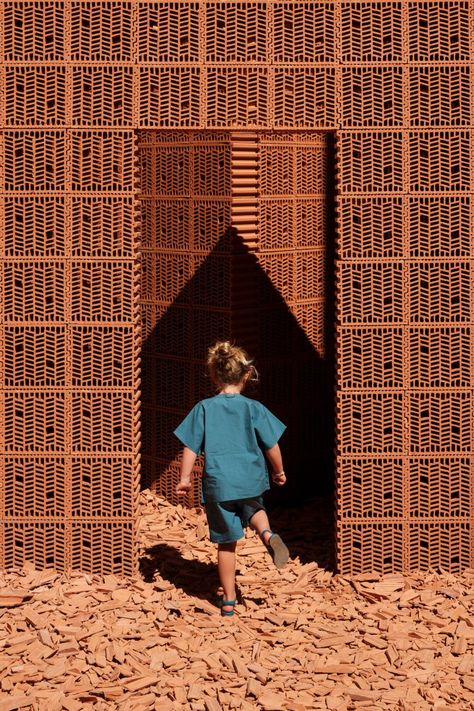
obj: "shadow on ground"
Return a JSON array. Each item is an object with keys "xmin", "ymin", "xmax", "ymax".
[
  {"xmin": 138, "ymin": 494, "xmax": 335, "ymax": 601},
  {"xmin": 139, "ymin": 542, "xmax": 218, "ymax": 603}
]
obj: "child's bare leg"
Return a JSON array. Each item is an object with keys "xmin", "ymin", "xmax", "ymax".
[
  {"xmin": 217, "ymin": 542, "xmax": 237, "ymax": 612},
  {"xmin": 248, "ymin": 509, "xmax": 272, "ymax": 545},
  {"xmin": 249, "ymin": 509, "xmax": 289, "ymax": 568}
]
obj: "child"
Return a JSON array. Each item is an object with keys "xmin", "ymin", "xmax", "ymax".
[{"xmin": 173, "ymin": 341, "xmax": 289, "ymax": 617}]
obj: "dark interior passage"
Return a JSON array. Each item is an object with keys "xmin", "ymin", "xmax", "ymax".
[{"xmin": 137, "ymin": 130, "xmax": 336, "ymax": 567}]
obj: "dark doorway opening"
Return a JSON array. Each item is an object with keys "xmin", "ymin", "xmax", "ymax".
[{"xmin": 137, "ymin": 130, "xmax": 337, "ymax": 570}]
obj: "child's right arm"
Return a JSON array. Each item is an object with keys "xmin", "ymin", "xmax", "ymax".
[
  {"xmin": 176, "ymin": 446, "xmax": 198, "ymax": 495},
  {"xmin": 264, "ymin": 443, "xmax": 286, "ymax": 486}
]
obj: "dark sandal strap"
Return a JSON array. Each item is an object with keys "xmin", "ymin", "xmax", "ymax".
[{"xmin": 220, "ymin": 599, "xmax": 237, "ymax": 616}]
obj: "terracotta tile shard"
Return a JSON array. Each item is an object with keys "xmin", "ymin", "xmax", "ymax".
[
  {"xmin": 0, "ymin": 696, "xmax": 33, "ymax": 711},
  {"xmin": 122, "ymin": 675, "xmax": 160, "ymax": 692},
  {"xmin": 345, "ymin": 689, "xmax": 381, "ymax": 702},
  {"xmin": 314, "ymin": 635, "xmax": 352, "ymax": 648},
  {"xmin": 22, "ymin": 607, "xmax": 44, "ymax": 628},
  {"xmin": 42, "ymin": 660, "xmax": 67, "ymax": 680},
  {"xmin": 174, "ymin": 687, "xmax": 187, "ymax": 704},
  {"xmin": 457, "ymin": 655, "xmax": 474, "ymax": 674},
  {"xmin": 452, "ymin": 637, "xmax": 468, "ymax": 655},
  {"xmin": 218, "ymin": 652, "xmax": 234, "ymax": 671},
  {"xmin": 85, "ymin": 686, "xmax": 124, "ymax": 701},
  {"xmin": 203, "ymin": 696, "xmax": 223, "ymax": 711},
  {"xmin": 313, "ymin": 664, "xmax": 356, "ymax": 674},
  {"xmin": 230, "ymin": 653, "xmax": 248, "ymax": 677},
  {"xmin": 353, "ymin": 574, "xmax": 381, "ymax": 583},
  {"xmin": 188, "ymin": 685, "xmax": 203, "ymax": 700},
  {"xmin": 246, "ymin": 678, "xmax": 261, "ymax": 698},
  {"xmin": 75, "ymin": 623, "xmax": 105, "ymax": 641},
  {"xmin": 56, "ymin": 641, "xmax": 80, "ymax": 656},
  {"xmin": 5, "ymin": 632, "xmax": 37, "ymax": 648},
  {"xmin": 257, "ymin": 691, "xmax": 285, "ymax": 710},
  {"xmin": 54, "ymin": 624, "xmax": 82, "ymax": 637},
  {"xmin": 458, "ymin": 627, "xmax": 474, "ymax": 640},
  {"xmin": 112, "ymin": 589, "xmax": 133, "ymax": 603},
  {"xmin": 362, "ymin": 635, "xmax": 388, "ymax": 649},
  {"xmin": 461, "ymin": 676, "xmax": 474, "ymax": 693},
  {"xmin": 0, "ymin": 592, "xmax": 32, "ymax": 608},
  {"xmin": 372, "ymin": 575, "xmax": 405, "ymax": 593},
  {"xmin": 193, "ymin": 600, "xmax": 220, "ymax": 615},
  {"xmin": 264, "ymin": 613, "xmax": 285, "ymax": 626},
  {"xmin": 59, "ymin": 698, "xmax": 83, "ymax": 711}
]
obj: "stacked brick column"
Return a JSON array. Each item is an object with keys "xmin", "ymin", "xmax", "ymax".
[
  {"xmin": 335, "ymin": 2, "xmax": 473, "ymax": 573},
  {"xmin": 0, "ymin": 2, "xmax": 140, "ymax": 574}
]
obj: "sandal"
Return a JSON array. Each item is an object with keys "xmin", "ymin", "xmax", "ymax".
[
  {"xmin": 214, "ymin": 586, "xmax": 224, "ymax": 607},
  {"xmin": 217, "ymin": 598, "xmax": 237, "ymax": 616},
  {"xmin": 214, "ymin": 586, "xmax": 240, "ymax": 604},
  {"xmin": 260, "ymin": 528, "xmax": 289, "ymax": 569}
]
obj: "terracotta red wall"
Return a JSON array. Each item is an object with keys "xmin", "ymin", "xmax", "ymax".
[{"xmin": 1, "ymin": 1, "xmax": 472, "ymax": 574}]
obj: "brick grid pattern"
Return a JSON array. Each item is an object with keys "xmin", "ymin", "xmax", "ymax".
[
  {"xmin": 0, "ymin": 1, "xmax": 472, "ymax": 574},
  {"xmin": 0, "ymin": 1, "xmax": 141, "ymax": 575},
  {"xmin": 138, "ymin": 130, "xmax": 233, "ymax": 508},
  {"xmin": 253, "ymin": 131, "xmax": 330, "ymax": 503},
  {"xmin": 138, "ymin": 130, "xmax": 329, "ymax": 515},
  {"xmin": 335, "ymin": 0, "xmax": 474, "ymax": 574}
]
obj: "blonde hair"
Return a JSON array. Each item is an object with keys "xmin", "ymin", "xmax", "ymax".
[{"xmin": 207, "ymin": 341, "xmax": 258, "ymax": 388}]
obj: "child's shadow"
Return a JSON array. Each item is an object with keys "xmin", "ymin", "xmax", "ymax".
[{"xmin": 139, "ymin": 542, "xmax": 218, "ymax": 602}]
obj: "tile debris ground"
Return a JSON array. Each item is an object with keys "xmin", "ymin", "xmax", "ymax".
[{"xmin": 0, "ymin": 489, "xmax": 473, "ymax": 710}]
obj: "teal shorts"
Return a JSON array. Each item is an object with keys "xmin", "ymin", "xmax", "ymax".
[{"xmin": 205, "ymin": 496, "xmax": 266, "ymax": 544}]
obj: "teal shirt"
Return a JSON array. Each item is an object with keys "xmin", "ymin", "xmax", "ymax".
[{"xmin": 173, "ymin": 394, "xmax": 286, "ymax": 503}]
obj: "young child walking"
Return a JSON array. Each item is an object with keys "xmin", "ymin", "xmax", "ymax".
[{"xmin": 173, "ymin": 341, "xmax": 289, "ymax": 616}]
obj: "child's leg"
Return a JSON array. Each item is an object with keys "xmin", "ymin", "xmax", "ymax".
[
  {"xmin": 217, "ymin": 542, "xmax": 237, "ymax": 612},
  {"xmin": 248, "ymin": 508, "xmax": 273, "ymax": 545},
  {"xmin": 248, "ymin": 506, "xmax": 289, "ymax": 568}
]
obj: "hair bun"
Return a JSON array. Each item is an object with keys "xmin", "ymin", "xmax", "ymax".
[
  {"xmin": 216, "ymin": 342, "xmax": 232, "ymax": 359},
  {"xmin": 207, "ymin": 340, "xmax": 258, "ymax": 388}
]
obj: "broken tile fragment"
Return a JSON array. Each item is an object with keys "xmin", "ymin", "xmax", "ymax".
[{"xmin": 0, "ymin": 490, "xmax": 472, "ymax": 710}]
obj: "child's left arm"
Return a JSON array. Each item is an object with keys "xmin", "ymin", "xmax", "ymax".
[
  {"xmin": 176, "ymin": 446, "xmax": 198, "ymax": 495},
  {"xmin": 264, "ymin": 443, "xmax": 287, "ymax": 486}
]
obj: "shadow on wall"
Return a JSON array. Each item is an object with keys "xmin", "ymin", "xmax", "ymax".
[{"xmin": 139, "ymin": 132, "xmax": 336, "ymax": 568}]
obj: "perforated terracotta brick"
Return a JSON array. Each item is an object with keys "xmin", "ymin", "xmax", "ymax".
[
  {"xmin": 138, "ymin": 130, "xmax": 233, "ymax": 509},
  {"xmin": 139, "ymin": 129, "xmax": 330, "ymax": 515},
  {"xmin": 334, "ymin": 1, "xmax": 474, "ymax": 575}
]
